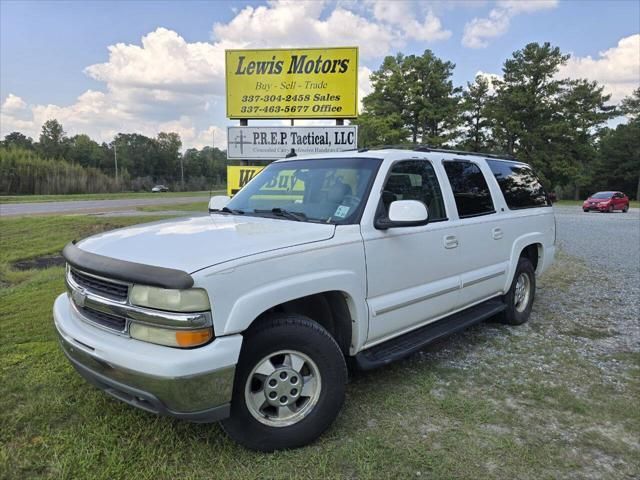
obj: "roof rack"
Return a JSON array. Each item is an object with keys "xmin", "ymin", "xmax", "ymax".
[{"xmin": 357, "ymin": 144, "xmax": 518, "ymax": 161}]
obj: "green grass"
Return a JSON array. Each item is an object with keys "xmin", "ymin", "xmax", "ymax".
[
  {"xmin": 1, "ymin": 216, "xmax": 638, "ymax": 479},
  {"xmin": 0, "ymin": 190, "xmax": 217, "ymax": 204},
  {"xmin": 137, "ymin": 201, "xmax": 209, "ymax": 212}
]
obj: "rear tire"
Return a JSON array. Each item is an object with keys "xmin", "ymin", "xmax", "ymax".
[
  {"xmin": 221, "ymin": 314, "xmax": 347, "ymax": 451},
  {"xmin": 499, "ymin": 257, "xmax": 536, "ymax": 325},
  {"xmin": 583, "ymin": 208, "xmax": 589, "ymax": 212}
]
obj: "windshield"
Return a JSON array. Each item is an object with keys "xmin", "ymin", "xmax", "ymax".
[
  {"xmin": 591, "ymin": 192, "xmax": 613, "ymax": 199},
  {"xmin": 225, "ymin": 157, "xmax": 381, "ymax": 224}
]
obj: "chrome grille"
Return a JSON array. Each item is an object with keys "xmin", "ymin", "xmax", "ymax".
[
  {"xmin": 78, "ymin": 306, "xmax": 127, "ymax": 332},
  {"xmin": 70, "ymin": 268, "xmax": 128, "ymax": 301}
]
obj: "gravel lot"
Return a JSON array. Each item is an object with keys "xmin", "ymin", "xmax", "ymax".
[
  {"xmin": 554, "ymin": 205, "xmax": 640, "ymax": 280},
  {"xmin": 395, "ymin": 205, "xmax": 640, "ymax": 477}
]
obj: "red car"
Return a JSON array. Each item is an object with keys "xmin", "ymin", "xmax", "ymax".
[{"xmin": 583, "ymin": 191, "xmax": 630, "ymax": 213}]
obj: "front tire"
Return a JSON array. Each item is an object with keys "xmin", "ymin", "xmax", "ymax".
[
  {"xmin": 499, "ymin": 257, "xmax": 536, "ymax": 325},
  {"xmin": 623, "ymin": 204, "xmax": 629, "ymax": 213},
  {"xmin": 221, "ymin": 314, "xmax": 347, "ymax": 451},
  {"xmin": 608, "ymin": 204, "xmax": 614, "ymax": 213}
]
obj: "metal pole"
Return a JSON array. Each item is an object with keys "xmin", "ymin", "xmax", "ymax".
[
  {"xmin": 180, "ymin": 155, "xmax": 184, "ymax": 189},
  {"xmin": 114, "ymin": 142, "xmax": 118, "ymax": 183}
]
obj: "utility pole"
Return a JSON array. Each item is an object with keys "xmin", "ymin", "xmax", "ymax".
[
  {"xmin": 180, "ymin": 155, "xmax": 184, "ymax": 189},
  {"xmin": 114, "ymin": 141, "xmax": 118, "ymax": 183}
]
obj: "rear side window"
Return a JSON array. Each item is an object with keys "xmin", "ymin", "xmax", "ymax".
[
  {"xmin": 486, "ymin": 159, "xmax": 550, "ymax": 209},
  {"xmin": 381, "ymin": 160, "xmax": 447, "ymax": 221},
  {"xmin": 443, "ymin": 160, "xmax": 495, "ymax": 218}
]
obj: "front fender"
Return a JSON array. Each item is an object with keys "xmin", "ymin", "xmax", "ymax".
[
  {"xmin": 194, "ymin": 228, "xmax": 369, "ymax": 354},
  {"xmin": 225, "ymin": 269, "xmax": 365, "ymax": 336}
]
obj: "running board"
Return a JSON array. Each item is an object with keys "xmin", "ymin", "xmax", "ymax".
[{"xmin": 355, "ymin": 299, "xmax": 506, "ymax": 370}]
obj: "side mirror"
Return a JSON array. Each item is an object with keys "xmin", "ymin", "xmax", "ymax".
[
  {"xmin": 375, "ymin": 200, "xmax": 429, "ymax": 230},
  {"xmin": 208, "ymin": 195, "xmax": 230, "ymax": 212}
]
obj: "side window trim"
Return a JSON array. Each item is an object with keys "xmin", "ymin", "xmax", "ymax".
[
  {"xmin": 376, "ymin": 158, "xmax": 449, "ymax": 223},
  {"xmin": 442, "ymin": 159, "xmax": 496, "ymax": 219}
]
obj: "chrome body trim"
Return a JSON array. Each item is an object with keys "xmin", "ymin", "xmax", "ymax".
[
  {"xmin": 66, "ymin": 267, "xmax": 212, "ymax": 332},
  {"xmin": 462, "ymin": 270, "xmax": 505, "ymax": 288},
  {"xmin": 374, "ymin": 269, "xmax": 506, "ymax": 316},
  {"xmin": 374, "ymin": 285, "xmax": 460, "ymax": 316}
]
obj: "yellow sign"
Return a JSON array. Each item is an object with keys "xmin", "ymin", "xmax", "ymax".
[
  {"xmin": 225, "ymin": 47, "xmax": 358, "ymax": 119},
  {"xmin": 227, "ymin": 165, "xmax": 265, "ymax": 196}
]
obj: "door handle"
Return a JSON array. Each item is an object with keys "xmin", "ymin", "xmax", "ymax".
[
  {"xmin": 492, "ymin": 227, "xmax": 503, "ymax": 240},
  {"xmin": 444, "ymin": 235, "xmax": 458, "ymax": 249}
]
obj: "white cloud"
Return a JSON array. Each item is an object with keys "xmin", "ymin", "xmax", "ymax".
[
  {"xmin": 462, "ymin": 0, "xmax": 557, "ymax": 48},
  {"xmin": 369, "ymin": 1, "xmax": 451, "ymax": 42},
  {"xmin": 2, "ymin": 93, "xmax": 27, "ymax": 113},
  {"xmin": 474, "ymin": 70, "xmax": 502, "ymax": 93},
  {"xmin": 212, "ymin": 1, "xmax": 399, "ymax": 59},
  {"xmin": 559, "ymin": 34, "xmax": 640, "ymax": 103},
  {"xmin": 358, "ymin": 65, "xmax": 373, "ymax": 109},
  {"xmin": 85, "ymin": 28, "xmax": 226, "ymax": 97}
]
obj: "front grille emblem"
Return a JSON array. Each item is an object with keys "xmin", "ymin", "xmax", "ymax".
[{"xmin": 72, "ymin": 288, "xmax": 87, "ymax": 308}]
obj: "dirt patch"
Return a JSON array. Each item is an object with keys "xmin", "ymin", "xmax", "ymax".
[{"xmin": 12, "ymin": 255, "xmax": 65, "ymax": 271}]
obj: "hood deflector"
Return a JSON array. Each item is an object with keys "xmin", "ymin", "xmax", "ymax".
[{"xmin": 62, "ymin": 241, "xmax": 194, "ymax": 289}]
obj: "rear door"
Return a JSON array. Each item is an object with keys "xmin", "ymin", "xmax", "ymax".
[{"xmin": 441, "ymin": 159, "xmax": 508, "ymax": 306}]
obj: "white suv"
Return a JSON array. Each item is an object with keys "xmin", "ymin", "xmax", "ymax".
[{"xmin": 53, "ymin": 148, "xmax": 555, "ymax": 451}]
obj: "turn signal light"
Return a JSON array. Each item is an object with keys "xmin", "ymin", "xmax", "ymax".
[{"xmin": 175, "ymin": 328, "xmax": 214, "ymax": 347}]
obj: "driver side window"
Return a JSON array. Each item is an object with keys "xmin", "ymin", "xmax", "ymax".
[{"xmin": 380, "ymin": 160, "xmax": 447, "ymax": 221}]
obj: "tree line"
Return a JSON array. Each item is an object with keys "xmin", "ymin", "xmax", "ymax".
[
  {"xmin": 2, "ymin": 41, "xmax": 638, "ymax": 198},
  {"xmin": 0, "ymin": 121, "xmax": 227, "ymax": 194},
  {"xmin": 354, "ymin": 42, "xmax": 640, "ymax": 200}
]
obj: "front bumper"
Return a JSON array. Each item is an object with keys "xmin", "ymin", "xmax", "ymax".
[
  {"xmin": 584, "ymin": 204, "xmax": 609, "ymax": 211},
  {"xmin": 53, "ymin": 293, "xmax": 242, "ymax": 422}
]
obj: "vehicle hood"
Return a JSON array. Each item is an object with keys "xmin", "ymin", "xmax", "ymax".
[
  {"xmin": 77, "ymin": 214, "xmax": 335, "ymax": 273},
  {"xmin": 586, "ymin": 198, "xmax": 610, "ymax": 203}
]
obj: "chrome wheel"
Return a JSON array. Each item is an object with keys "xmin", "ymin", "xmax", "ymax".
[
  {"xmin": 245, "ymin": 350, "xmax": 321, "ymax": 427},
  {"xmin": 514, "ymin": 272, "xmax": 531, "ymax": 313}
]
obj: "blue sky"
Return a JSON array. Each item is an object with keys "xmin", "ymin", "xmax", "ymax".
[{"xmin": 1, "ymin": 0, "xmax": 639, "ymax": 148}]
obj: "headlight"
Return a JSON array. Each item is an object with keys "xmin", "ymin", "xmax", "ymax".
[
  {"xmin": 129, "ymin": 323, "xmax": 213, "ymax": 348},
  {"xmin": 129, "ymin": 285, "xmax": 210, "ymax": 312}
]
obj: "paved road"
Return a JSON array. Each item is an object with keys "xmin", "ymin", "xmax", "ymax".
[
  {"xmin": 0, "ymin": 195, "xmax": 209, "ymax": 217},
  {"xmin": 554, "ymin": 205, "xmax": 640, "ymax": 279}
]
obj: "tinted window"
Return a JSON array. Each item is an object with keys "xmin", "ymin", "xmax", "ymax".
[
  {"xmin": 443, "ymin": 161, "xmax": 495, "ymax": 218},
  {"xmin": 381, "ymin": 160, "xmax": 446, "ymax": 221},
  {"xmin": 486, "ymin": 159, "xmax": 550, "ymax": 209}
]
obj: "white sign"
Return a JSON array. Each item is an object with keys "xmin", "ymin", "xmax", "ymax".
[{"xmin": 227, "ymin": 126, "xmax": 358, "ymax": 160}]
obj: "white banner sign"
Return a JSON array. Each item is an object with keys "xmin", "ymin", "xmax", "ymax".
[{"xmin": 226, "ymin": 126, "xmax": 358, "ymax": 160}]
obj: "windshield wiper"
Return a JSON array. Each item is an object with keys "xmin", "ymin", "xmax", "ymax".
[
  {"xmin": 211, "ymin": 206, "xmax": 244, "ymax": 215},
  {"xmin": 254, "ymin": 208, "xmax": 307, "ymax": 222}
]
